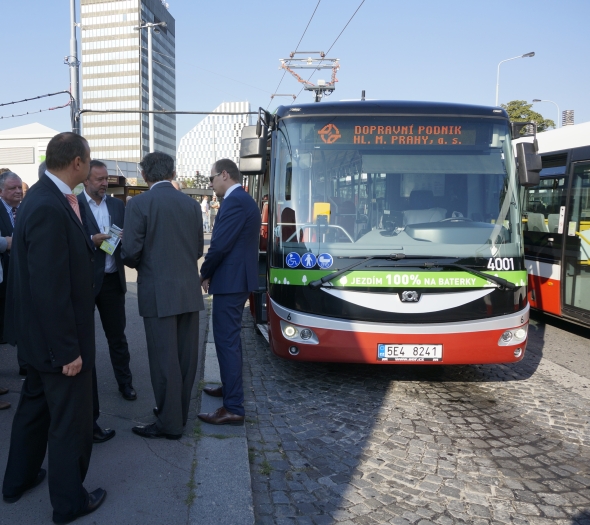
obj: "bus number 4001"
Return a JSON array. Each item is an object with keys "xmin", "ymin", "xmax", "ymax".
[{"xmin": 487, "ymin": 258, "xmax": 515, "ymax": 271}]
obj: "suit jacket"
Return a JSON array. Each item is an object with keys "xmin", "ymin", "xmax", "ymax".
[
  {"xmin": 6, "ymin": 175, "xmax": 96, "ymax": 372},
  {"xmin": 0, "ymin": 201, "xmax": 14, "ymax": 298},
  {"xmin": 121, "ymin": 181, "xmax": 205, "ymax": 318},
  {"xmin": 200, "ymin": 186, "xmax": 261, "ymax": 295},
  {"xmin": 77, "ymin": 192, "xmax": 126, "ymax": 295}
]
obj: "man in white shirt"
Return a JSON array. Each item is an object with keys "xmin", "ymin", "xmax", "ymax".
[{"xmin": 77, "ymin": 161, "xmax": 136, "ymax": 445}]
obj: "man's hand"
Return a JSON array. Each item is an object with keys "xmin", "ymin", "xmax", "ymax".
[
  {"xmin": 5, "ymin": 236, "xmax": 12, "ymax": 250},
  {"xmin": 62, "ymin": 356, "xmax": 83, "ymax": 376},
  {"xmin": 201, "ymin": 276, "xmax": 210, "ymax": 293},
  {"xmin": 92, "ymin": 233, "xmax": 110, "ymax": 248}
]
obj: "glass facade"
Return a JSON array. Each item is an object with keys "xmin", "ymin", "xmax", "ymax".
[
  {"xmin": 176, "ymin": 102, "xmax": 251, "ymax": 183},
  {"xmin": 81, "ymin": 0, "xmax": 176, "ymax": 162}
]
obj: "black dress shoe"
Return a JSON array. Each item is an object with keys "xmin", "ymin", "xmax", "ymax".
[
  {"xmin": 52, "ymin": 488, "xmax": 106, "ymax": 524},
  {"xmin": 3, "ymin": 468, "xmax": 46, "ymax": 503},
  {"xmin": 132, "ymin": 422, "xmax": 181, "ymax": 440},
  {"xmin": 153, "ymin": 406, "xmax": 159, "ymax": 416},
  {"xmin": 0, "ymin": 400, "xmax": 10, "ymax": 410},
  {"xmin": 198, "ymin": 406, "xmax": 244, "ymax": 426},
  {"xmin": 93, "ymin": 427, "xmax": 116, "ymax": 444},
  {"xmin": 0, "ymin": 386, "xmax": 8, "ymax": 395},
  {"xmin": 18, "ymin": 367, "xmax": 27, "ymax": 376},
  {"xmin": 119, "ymin": 384, "xmax": 137, "ymax": 401},
  {"xmin": 203, "ymin": 385, "xmax": 223, "ymax": 397}
]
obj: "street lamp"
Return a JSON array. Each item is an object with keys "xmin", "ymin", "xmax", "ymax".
[
  {"xmin": 134, "ymin": 21, "xmax": 167, "ymax": 153},
  {"xmin": 532, "ymin": 99, "xmax": 560, "ymax": 128},
  {"xmin": 495, "ymin": 52, "xmax": 535, "ymax": 106}
]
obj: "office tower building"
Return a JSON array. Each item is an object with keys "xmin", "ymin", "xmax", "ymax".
[
  {"xmin": 177, "ymin": 102, "xmax": 250, "ymax": 186},
  {"xmin": 80, "ymin": 0, "xmax": 175, "ymax": 162}
]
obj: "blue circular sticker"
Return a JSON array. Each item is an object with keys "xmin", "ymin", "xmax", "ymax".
[
  {"xmin": 286, "ymin": 252, "xmax": 301, "ymax": 268},
  {"xmin": 317, "ymin": 253, "xmax": 333, "ymax": 269},
  {"xmin": 301, "ymin": 253, "xmax": 317, "ymax": 269}
]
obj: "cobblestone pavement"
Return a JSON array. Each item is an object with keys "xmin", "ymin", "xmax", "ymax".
[{"xmin": 242, "ymin": 317, "xmax": 590, "ymax": 525}]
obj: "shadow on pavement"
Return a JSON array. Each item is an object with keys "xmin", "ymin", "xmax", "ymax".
[{"xmin": 243, "ymin": 310, "xmax": 590, "ymax": 524}]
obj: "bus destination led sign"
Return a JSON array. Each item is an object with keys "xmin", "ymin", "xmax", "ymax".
[{"xmin": 317, "ymin": 123, "xmax": 477, "ymax": 146}]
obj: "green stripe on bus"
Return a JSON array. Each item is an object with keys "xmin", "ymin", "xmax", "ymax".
[{"xmin": 270, "ymin": 268, "xmax": 528, "ymax": 288}]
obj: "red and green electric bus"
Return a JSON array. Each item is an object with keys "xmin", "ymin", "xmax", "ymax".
[{"xmin": 240, "ymin": 100, "xmax": 541, "ymax": 364}]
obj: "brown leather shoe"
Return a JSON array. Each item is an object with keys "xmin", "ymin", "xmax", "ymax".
[
  {"xmin": 0, "ymin": 400, "xmax": 10, "ymax": 410},
  {"xmin": 0, "ymin": 386, "xmax": 8, "ymax": 395},
  {"xmin": 202, "ymin": 386, "xmax": 223, "ymax": 398},
  {"xmin": 198, "ymin": 406, "xmax": 244, "ymax": 426}
]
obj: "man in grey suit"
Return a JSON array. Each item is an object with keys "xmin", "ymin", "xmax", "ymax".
[{"xmin": 122, "ymin": 152, "xmax": 204, "ymax": 440}]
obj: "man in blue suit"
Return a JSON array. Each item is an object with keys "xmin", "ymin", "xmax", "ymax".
[{"xmin": 198, "ymin": 159, "xmax": 261, "ymax": 425}]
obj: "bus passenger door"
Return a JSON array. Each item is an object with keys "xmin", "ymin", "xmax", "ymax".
[
  {"xmin": 563, "ymin": 161, "xmax": 590, "ymax": 323},
  {"xmin": 523, "ymin": 172, "xmax": 566, "ymax": 316}
]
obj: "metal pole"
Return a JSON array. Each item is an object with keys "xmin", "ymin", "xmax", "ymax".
[
  {"xmin": 148, "ymin": 26, "xmax": 154, "ymax": 152},
  {"xmin": 69, "ymin": 0, "xmax": 81, "ymax": 134}
]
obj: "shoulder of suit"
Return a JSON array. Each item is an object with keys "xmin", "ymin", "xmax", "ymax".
[{"xmin": 106, "ymin": 195, "xmax": 124, "ymax": 208}]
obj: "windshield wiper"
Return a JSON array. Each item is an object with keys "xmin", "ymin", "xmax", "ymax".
[{"xmin": 308, "ymin": 253, "xmax": 406, "ymax": 289}]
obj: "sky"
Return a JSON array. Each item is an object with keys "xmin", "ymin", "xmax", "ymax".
[{"xmin": 1, "ymin": 0, "xmax": 588, "ymax": 146}]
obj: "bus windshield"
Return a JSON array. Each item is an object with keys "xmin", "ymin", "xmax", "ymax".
[{"xmin": 271, "ymin": 115, "xmax": 521, "ymax": 267}]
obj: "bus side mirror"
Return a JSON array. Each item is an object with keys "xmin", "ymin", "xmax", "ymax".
[
  {"xmin": 516, "ymin": 142, "xmax": 541, "ymax": 187},
  {"xmin": 239, "ymin": 125, "xmax": 268, "ymax": 175}
]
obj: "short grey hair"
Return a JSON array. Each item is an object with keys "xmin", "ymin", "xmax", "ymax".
[
  {"xmin": 0, "ymin": 171, "xmax": 21, "ymax": 190},
  {"xmin": 139, "ymin": 152, "xmax": 174, "ymax": 183}
]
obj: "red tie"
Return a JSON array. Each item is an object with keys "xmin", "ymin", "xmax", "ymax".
[{"xmin": 65, "ymin": 194, "xmax": 82, "ymax": 223}]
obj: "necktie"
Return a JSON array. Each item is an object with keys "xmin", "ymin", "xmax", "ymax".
[
  {"xmin": 65, "ymin": 194, "xmax": 82, "ymax": 223},
  {"xmin": 11, "ymin": 207, "xmax": 16, "ymax": 226}
]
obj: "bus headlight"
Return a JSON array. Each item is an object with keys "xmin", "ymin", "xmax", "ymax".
[
  {"xmin": 300, "ymin": 328, "xmax": 313, "ymax": 340},
  {"xmin": 501, "ymin": 331, "xmax": 513, "ymax": 343},
  {"xmin": 279, "ymin": 320, "xmax": 319, "ymax": 345},
  {"xmin": 283, "ymin": 325, "xmax": 297, "ymax": 338},
  {"xmin": 498, "ymin": 325, "xmax": 528, "ymax": 346}
]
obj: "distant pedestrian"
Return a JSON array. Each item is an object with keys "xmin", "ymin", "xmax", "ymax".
[
  {"xmin": 21, "ymin": 182, "xmax": 29, "ymax": 197},
  {"xmin": 210, "ymin": 194, "xmax": 219, "ymax": 230},
  {"xmin": 201, "ymin": 195, "xmax": 210, "ymax": 233},
  {"xmin": 122, "ymin": 152, "xmax": 204, "ymax": 440},
  {"xmin": 198, "ymin": 159, "xmax": 260, "ymax": 426},
  {"xmin": 2, "ymin": 132, "xmax": 106, "ymax": 523}
]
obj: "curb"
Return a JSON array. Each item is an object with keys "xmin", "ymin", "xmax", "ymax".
[{"xmin": 189, "ymin": 312, "xmax": 255, "ymax": 524}]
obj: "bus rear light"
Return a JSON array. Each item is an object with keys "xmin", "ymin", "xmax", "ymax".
[{"xmin": 498, "ymin": 325, "xmax": 528, "ymax": 346}]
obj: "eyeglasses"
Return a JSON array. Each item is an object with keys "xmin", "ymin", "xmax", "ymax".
[{"xmin": 209, "ymin": 170, "xmax": 224, "ymax": 183}]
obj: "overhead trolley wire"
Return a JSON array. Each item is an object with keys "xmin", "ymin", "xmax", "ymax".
[
  {"xmin": 0, "ymin": 90, "xmax": 73, "ymax": 121},
  {"xmin": 267, "ymin": 0, "xmax": 322, "ymax": 109},
  {"xmin": 292, "ymin": 0, "xmax": 366, "ymax": 103}
]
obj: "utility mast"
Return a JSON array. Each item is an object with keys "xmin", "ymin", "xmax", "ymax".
[
  {"xmin": 66, "ymin": 0, "xmax": 81, "ymax": 134},
  {"xmin": 280, "ymin": 52, "xmax": 340, "ymax": 103}
]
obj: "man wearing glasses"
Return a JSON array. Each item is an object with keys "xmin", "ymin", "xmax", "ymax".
[{"xmin": 198, "ymin": 159, "xmax": 261, "ymax": 425}]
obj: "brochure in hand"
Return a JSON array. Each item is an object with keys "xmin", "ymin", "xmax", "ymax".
[{"xmin": 100, "ymin": 224, "xmax": 123, "ymax": 255}]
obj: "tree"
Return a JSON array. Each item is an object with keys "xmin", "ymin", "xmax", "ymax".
[{"xmin": 501, "ymin": 100, "xmax": 555, "ymax": 132}]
